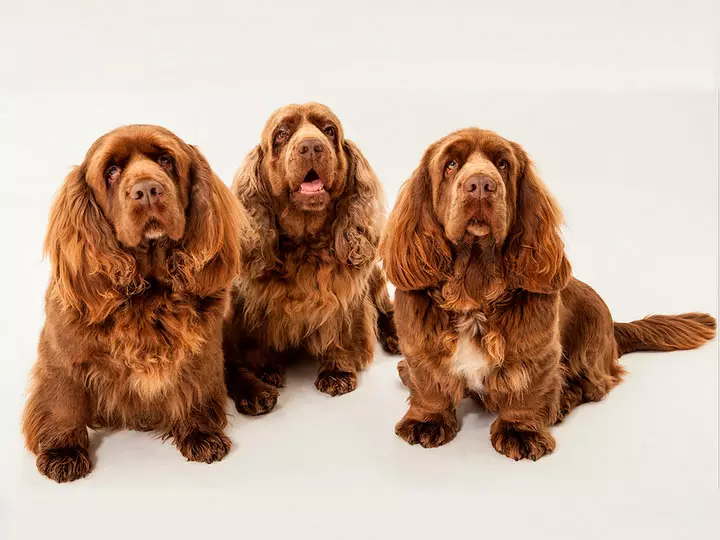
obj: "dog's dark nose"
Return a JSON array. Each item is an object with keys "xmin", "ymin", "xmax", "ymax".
[
  {"xmin": 464, "ymin": 175, "xmax": 496, "ymax": 199},
  {"xmin": 130, "ymin": 180, "xmax": 164, "ymax": 206},
  {"xmin": 297, "ymin": 138, "xmax": 324, "ymax": 159}
]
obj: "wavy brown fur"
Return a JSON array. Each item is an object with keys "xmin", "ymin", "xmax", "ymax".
[
  {"xmin": 23, "ymin": 125, "xmax": 246, "ymax": 482},
  {"xmin": 614, "ymin": 313, "xmax": 716, "ymax": 356},
  {"xmin": 382, "ymin": 128, "xmax": 716, "ymax": 460},
  {"xmin": 223, "ymin": 103, "xmax": 399, "ymax": 416}
]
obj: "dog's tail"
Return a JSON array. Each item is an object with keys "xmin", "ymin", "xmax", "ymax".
[
  {"xmin": 613, "ymin": 313, "xmax": 716, "ymax": 357},
  {"xmin": 369, "ymin": 265, "xmax": 401, "ymax": 355}
]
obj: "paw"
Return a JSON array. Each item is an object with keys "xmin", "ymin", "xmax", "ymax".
[
  {"xmin": 491, "ymin": 421, "xmax": 555, "ymax": 461},
  {"xmin": 397, "ymin": 360, "xmax": 411, "ymax": 387},
  {"xmin": 382, "ymin": 335, "xmax": 401, "ymax": 355},
  {"xmin": 395, "ymin": 415, "xmax": 458, "ymax": 448},
  {"xmin": 378, "ymin": 312, "xmax": 401, "ymax": 355},
  {"xmin": 259, "ymin": 371, "xmax": 285, "ymax": 388},
  {"xmin": 36, "ymin": 446, "xmax": 92, "ymax": 483},
  {"xmin": 315, "ymin": 370, "xmax": 358, "ymax": 396},
  {"xmin": 177, "ymin": 431, "xmax": 231, "ymax": 464},
  {"xmin": 233, "ymin": 385, "xmax": 279, "ymax": 416}
]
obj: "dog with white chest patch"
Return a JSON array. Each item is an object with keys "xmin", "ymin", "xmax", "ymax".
[{"xmin": 382, "ymin": 127, "xmax": 716, "ymax": 460}]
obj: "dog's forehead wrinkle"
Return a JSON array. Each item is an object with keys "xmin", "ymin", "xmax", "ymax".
[
  {"xmin": 94, "ymin": 139, "xmax": 183, "ymax": 177},
  {"xmin": 276, "ymin": 114, "xmax": 298, "ymax": 129},
  {"xmin": 263, "ymin": 111, "xmax": 299, "ymax": 142},
  {"xmin": 293, "ymin": 122, "xmax": 324, "ymax": 141},
  {"xmin": 465, "ymin": 151, "xmax": 492, "ymax": 166},
  {"xmin": 266, "ymin": 102, "xmax": 340, "ymax": 139},
  {"xmin": 437, "ymin": 129, "xmax": 512, "ymax": 161}
]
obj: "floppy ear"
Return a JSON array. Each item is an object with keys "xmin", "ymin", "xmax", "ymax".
[
  {"xmin": 379, "ymin": 155, "xmax": 452, "ymax": 291},
  {"xmin": 171, "ymin": 146, "xmax": 248, "ymax": 296},
  {"xmin": 231, "ymin": 145, "xmax": 279, "ymax": 277},
  {"xmin": 332, "ymin": 140, "xmax": 384, "ymax": 267},
  {"xmin": 504, "ymin": 145, "xmax": 571, "ymax": 293},
  {"xmin": 44, "ymin": 166, "xmax": 140, "ymax": 322}
]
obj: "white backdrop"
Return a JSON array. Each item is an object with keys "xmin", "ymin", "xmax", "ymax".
[{"xmin": 1, "ymin": 1, "xmax": 718, "ymax": 539}]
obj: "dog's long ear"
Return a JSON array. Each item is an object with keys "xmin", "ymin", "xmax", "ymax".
[
  {"xmin": 332, "ymin": 139, "xmax": 384, "ymax": 268},
  {"xmin": 44, "ymin": 166, "xmax": 140, "ymax": 322},
  {"xmin": 231, "ymin": 145, "xmax": 279, "ymax": 277},
  {"xmin": 380, "ymin": 152, "xmax": 452, "ymax": 291},
  {"xmin": 171, "ymin": 146, "xmax": 248, "ymax": 296},
  {"xmin": 503, "ymin": 143, "xmax": 571, "ymax": 293}
]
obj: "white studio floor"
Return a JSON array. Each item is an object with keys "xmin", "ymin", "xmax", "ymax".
[
  {"xmin": 1, "ymin": 87, "xmax": 718, "ymax": 538},
  {"xmin": 3, "ymin": 342, "xmax": 719, "ymax": 538}
]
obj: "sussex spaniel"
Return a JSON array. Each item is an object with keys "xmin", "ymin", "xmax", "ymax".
[
  {"xmin": 23, "ymin": 125, "xmax": 247, "ymax": 482},
  {"xmin": 381, "ymin": 128, "xmax": 716, "ymax": 460},
  {"xmin": 223, "ymin": 103, "xmax": 398, "ymax": 415}
]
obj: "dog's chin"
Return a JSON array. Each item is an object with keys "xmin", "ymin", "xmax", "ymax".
[
  {"xmin": 141, "ymin": 218, "xmax": 167, "ymax": 240},
  {"xmin": 291, "ymin": 190, "xmax": 331, "ymax": 211},
  {"xmin": 448, "ymin": 217, "xmax": 495, "ymax": 245},
  {"xmin": 466, "ymin": 222, "xmax": 491, "ymax": 238},
  {"xmin": 119, "ymin": 214, "xmax": 185, "ymax": 248},
  {"xmin": 137, "ymin": 219, "xmax": 183, "ymax": 246},
  {"xmin": 144, "ymin": 229, "xmax": 165, "ymax": 241}
]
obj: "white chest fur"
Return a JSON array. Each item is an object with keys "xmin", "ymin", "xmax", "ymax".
[{"xmin": 450, "ymin": 312, "xmax": 490, "ymax": 391}]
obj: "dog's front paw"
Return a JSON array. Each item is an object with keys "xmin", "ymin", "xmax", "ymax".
[
  {"xmin": 382, "ymin": 335, "xmax": 401, "ymax": 355},
  {"xmin": 36, "ymin": 446, "xmax": 92, "ymax": 483},
  {"xmin": 315, "ymin": 370, "xmax": 358, "ymax": 396},
  {"xmin": 232, "ymin": 385, "xmax": 279, "ymax": 416},
  {"xmin": 491, "ymin": 420, "xmax": 555, "ymax": 461},
  {"xmin": 397, "ymin": 360, "xmax": 411, "ymax": 387},
  {"xmin": 177, "ymin": 430, "xmax": 231, "ymax": 464},
  {"xmin": 378, "ymin": 311, "xmax": 401, "ymax": 355},
  {"xmin": 395, "ymin": 415, "xmax": 458, "ymax": 448},
  {"xmin": 259, "ymin": 370, "xmax": 285, "ymax": 388}
]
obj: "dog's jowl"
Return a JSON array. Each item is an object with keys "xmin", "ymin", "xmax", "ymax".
[
  {"xmin": 381, "ymin": 127, "xmax": 716, "ymax": 460},
  {"xmin": 223, "ymin": 103, "xmax": 399, "ymax": 416},
  {"xmin": 23, "ymin": 125, "xmax": 246, "ymax": 482}
]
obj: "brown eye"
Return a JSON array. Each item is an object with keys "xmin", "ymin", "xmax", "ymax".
[
  {"xmin": 323, "ymin": 126, "xmax": 337, "ymax": 138},
  {"xmin": 274, "ymin": 129, "xmax": 288, "ymax": 144},
  {"xmin": 497, "ymin": 159, "xmax": 509, "ymax": 171},
  {"xmin": 444, "ymin": 160, "xmax": 458, "ymax": 175},
  {"xmin": 158, "ymin": 154, "xmax": 174, "ymax": 171},
  {"xmin": 106, "ymin": 165, "xmax": 121, "ymax": 184}
]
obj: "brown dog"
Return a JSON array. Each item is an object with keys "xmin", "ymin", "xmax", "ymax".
[
  {"xmin": 223, "ymin": 103, "xmax": 398, "ymax": 416},
  {"xmin": 381, "ymin": 128, "xmax": 716, "ymax": 460},
  {"xmin": 23, "ymin": 125, "xmax": 246, "ymax": 482}
]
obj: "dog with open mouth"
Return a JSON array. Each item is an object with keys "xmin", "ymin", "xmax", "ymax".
[{"xmin": 223, "ymin": 103, "xmax": 399, "ymax": 415}]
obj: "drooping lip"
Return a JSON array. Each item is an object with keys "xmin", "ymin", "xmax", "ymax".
[
  {"xmin": 466, "ymin": 221, "xmax": 491, "ymax": 237},
  {"xmin": 297, "ymin": 169, "xmax": 325, "ymax": 194},
  {"xmin": 143, "ymin": 217, "xmax": 166, "ymax": 240}
]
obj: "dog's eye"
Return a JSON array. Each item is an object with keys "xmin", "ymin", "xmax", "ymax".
[
  {"xmin": 158, "ymin": 155, "xmax": 174, "ymax": 171},
  {"xmin": 323, "ymin": 126, "xmax": 337, "ymax": 138},
  {"xmin": 274, "ymin": 129, "xmax": 288, "ymax": 144},
  {"xmin": 444, "ymin": 160, "xmax": 458, "ymax": 175},
  {"xmin": 105, "ymin": 165, "xmax": 121, "ymax": 184},
  {"xmin": 497, "ymin": 159, "xmax": 509, "ymax": 171}
]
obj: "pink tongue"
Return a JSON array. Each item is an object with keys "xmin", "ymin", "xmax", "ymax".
[{"xmin": 300, "ymin": 179, "xmax": 324, "ymax": 193}]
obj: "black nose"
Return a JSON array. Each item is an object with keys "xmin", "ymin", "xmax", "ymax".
[
  {"xmin": 130, "ymin": 180, "xmax": 164, "ymax": 206},
  {"xmin": 297, "ymin": 138, "xmax": 324, "ymax": 159},
  {"xmin": 464, "ymin": 175, "xmax": 496, "ymax": 199}
]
